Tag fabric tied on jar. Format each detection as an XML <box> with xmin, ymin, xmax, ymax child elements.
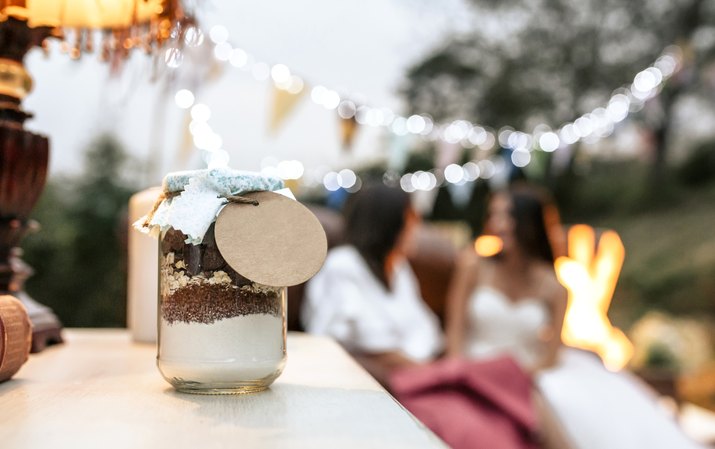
<box><xmin>134</xmin><ymin>163</ymin><xmax>326</xmax><ymax>394</ymax></box>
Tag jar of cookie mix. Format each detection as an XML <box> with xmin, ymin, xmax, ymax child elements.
<box><xmin>136</xmin><ymin>164</ymin><xmax>326</xmax><ymax>394</ymax></box>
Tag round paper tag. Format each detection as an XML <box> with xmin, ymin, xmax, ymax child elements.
<box><xmin>214</xmin><ymin>191</ymin><xmax>327</xmax><ymax>287</ymax></box>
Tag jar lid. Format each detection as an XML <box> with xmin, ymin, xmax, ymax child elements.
<box><xmin>0</xmin><ymin>295</ymin><xmax>32</xmax><ymax>382</ymax></box>
<box><xmin>162</xmin><ymin>168</ymin><xmax>283</xmax><ymax>195</ymax></box>
<box><xmin>137</xmin><ymin>168</ymin><xmax>285</xmax><ymax>244</ymax></box>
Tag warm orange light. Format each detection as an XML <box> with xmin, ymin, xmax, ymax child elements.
<box><xmin>475</xmin><ymin>235</ymin><xmax>503</xmax><ymax>257</ymax></box>
<box><xmin>1</xmin><ymin>0</ymin><xmax>167</xmax><ymax>28</ymax></box>
<box><xmin>556</xmin><ymin>224</ymin><xmax>633</xmax><ymax>371</ymax></box>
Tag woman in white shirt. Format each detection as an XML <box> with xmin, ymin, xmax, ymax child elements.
<box><xmin>302</xmin><ymin>184</ymin><xmax>444</xmax><ymax>386</ymax></box>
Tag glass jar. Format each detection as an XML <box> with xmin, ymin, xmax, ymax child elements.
<box><xmin>157</xmin><ymin>224</ymin><xmax>287</xmax><ymax>394</ymax></box>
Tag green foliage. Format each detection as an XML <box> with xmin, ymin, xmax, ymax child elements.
<box><xmin>22</xmin><ymin>135</ymin><xmax>139</xmax><ymax>327</ymax></box>
<box><xmin>677</xmin><ymin>139</ymin><xmax>715</xmax><ymax>187</ymax></box>
<box><xmin>403</xmin><ymin>147</ymin><xmax>437</xmax><ymax>173</ymax></box>
<box><xmin>403</xmin><ymin>0</ymin><xmax>714</xmax><ymax>130</ymax></box>
<box><xmin>593</xmin><ymin>182</ymin><xmax>715</xmax><ymax>327</ymax></box>
<box><xmin>644</xmin><ymin>343</ymin><xmax>680</xmax><ymax>371</ymax></box>
<box><xmin>401</xmin><ymin>0</ymin><xmax>715</xmax><ymax>193</ymax></box>
<box><xmin>554</xmin><ymin>159</ymin><xmax>656</xmax><ymax>221</ymax></box>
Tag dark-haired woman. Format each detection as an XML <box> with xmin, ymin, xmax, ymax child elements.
<box><xmin>301</xmin><ymin>184</ymin><xmax>444</xmax><ymax>386</ymax></box>
<box><xmin>446</xmin><ymin>185</ymin><xmax>566</xmax><ymax>371</ymax></box>
<box><xmin>446</xmin><ymin>184</ymin><xmax>704</xmax><ymax>449</ymax></box>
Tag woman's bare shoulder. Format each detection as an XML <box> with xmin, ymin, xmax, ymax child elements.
<box><xmin>457</xmin><ymin>246</ymin><xmax>479</xmax><ymax>266</ymax></box>
<box><xmin>453</xmin><ymin>246</ymin><xmax>482</xmax><ymax>284</ymax></box>
<box><xmin>536</xmin><ymin>263</ymin><xmax>567</xmax><ymax>305</ymax></box>
<box><xmin>458</xmin><ymin>245</ymin><xmax>490</xmax><ymax>274</ymax></box>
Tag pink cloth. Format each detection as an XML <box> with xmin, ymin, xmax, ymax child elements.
<box><xmin>390</xmin><ymin>356</ymin><xmax>538</xmax><ymax>449</ymax></box>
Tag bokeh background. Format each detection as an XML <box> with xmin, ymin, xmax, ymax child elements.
<box><xmin>16</xmin><ymin>0</ymin><xmax>715</xmax><ymax>381</ymax></box>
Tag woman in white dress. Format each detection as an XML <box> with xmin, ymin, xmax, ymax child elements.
<box><xmin>445</xmin><ymin>184</ymin><xmax>704</xmax><ymax>449</ymax></box>
<box><xmin>302</xmin><ymin>184</ymin><xmax>444</xmax><ymax>386</ymax></box>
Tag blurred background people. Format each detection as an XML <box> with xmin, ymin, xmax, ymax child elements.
<box><xmin>445</xmin><ymin>184</ymin><xmax>704</xmax><ymax>449</ymax></box>
<box><xmin>301</xmin><ymin>183</ymin><xmax>444</xmax><ymax>386</ymax></box>
<box><xmin>304</xmin><ymin>183</ymin><xmax>563</xmax><ymax>449</ymax></box>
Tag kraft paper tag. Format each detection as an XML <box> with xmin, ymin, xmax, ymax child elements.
<box><xmin>214</xmin><ymin>190</ymin><xmax>327</xmax><ymax>287</ymax></box>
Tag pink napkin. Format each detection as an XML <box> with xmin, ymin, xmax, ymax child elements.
<box><xmin>390</xmin><ymin>356</ymin><xmax>538</xmax><ymax>449</ymax></box>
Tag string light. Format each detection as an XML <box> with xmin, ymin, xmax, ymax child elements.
<box><xmin>183</xmin><ymin>26</ymin><xmax>205</xmax><ymax>47</ymax></box>
<box><xmin>166</xmin><ymin>24</ymin><xmax>682</xmax><ymax>193</ymax></box>
<box><xmin>444</xmin><ymin>163</ymin><xmax>465</xmax><ymax>184</ymax></box>
<box><xmin>174</xmin><ymin>89</ymin><xmax>195</xmax><ymax>109</ymax></box>
<box><xmin>539</xmin><ymin>132</ymin><xmax>560</xmax><ymax>152</ymax></box>
<box><xmin>463</xmin><ymin>162</ymin><xmax>480</xmax><ymax>181</ymax></box>
<box><xmin>191</xmin><ymin>36</ymin><xmax>676</xmax><ymax>156</ymax></box>
<box><xmin>209</xmin><ymin>25</ymin><xmax>229</xmax><ymax>44</ymax></box>
<box><xmin>323</xmin><ymin>171</ymin><xmax>341</xmax><ymax>191</ymax></box>
<box><xmin>276</xmin><ymin>160</ymin><xmax>305</xmax><ymax>180</ymax></box>
<box><xmin>229</xmin><ymin>48</ymin><xmax>249</xmax><ymax>68</ymax></box>
<box><xmin>164</xmin><ymin>47</ymin><xmax>183</xmax><ymax>68</ymax></box>
<box><xmin>213</xmin><ymin>42</ymin><xmax>232</xmax><ymax>61</ymax></box>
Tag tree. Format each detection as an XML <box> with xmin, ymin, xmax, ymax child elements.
<box><xmin>402</xmin><ymin>0</ymin><xmax>715</xmax><ymax>187</ymax></box>
<box><xmin>23</xmin><ymin>135</ymin><xmax>138</xmax><ymax>327</ymax></box>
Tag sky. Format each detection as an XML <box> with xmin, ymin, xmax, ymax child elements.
<box><xmin>23</xmin><ymin>0</ymin><xmax>473</xmax><ymax>186</ymax></box>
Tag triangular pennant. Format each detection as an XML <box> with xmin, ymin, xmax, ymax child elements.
<box><xmin>339</xmin><ymin>115</ymin><xmax>359</xmax><ymax>151</ymax></box>
<box><xmin>436</xmin><ymin>140</ymin><xmax>461</xmax><ymax>169</ymax></box>
<box><xmin>268</xmin><ymin>85</ymin><xmax>306</xmax><ymax>135</ymax></box>
<box><xmin>387</xmin><ymin>134</ymin><xmax>411</xmax><ymax>172</ymax></box>
<box><xmin>205</xmin><ymin>59</ymin><xmax>226</xmax><ymax>82</ymax></box>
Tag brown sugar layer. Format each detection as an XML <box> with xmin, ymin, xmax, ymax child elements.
<box><xmin>161</xmin><ymin>283</ymin><xmax>281</xmax><ymax>325</ymax></box>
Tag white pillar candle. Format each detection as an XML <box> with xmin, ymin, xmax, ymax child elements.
<box><xmin>127</xmin><ymin>187</ymin><xmax>162</xmax><ymax>343</ymax></box>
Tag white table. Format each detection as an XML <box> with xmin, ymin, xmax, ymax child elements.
<box><xmin>0</xmin><ymin>329</ymin><xmax>445</xmax><ymax>449</ymax></box>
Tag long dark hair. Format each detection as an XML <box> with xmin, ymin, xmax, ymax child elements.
<box><xmin>506</xmin><ymin>184</ymin><xmax>563</xmax><ymax>264</ymax></box>
<box><xmin>343</xmin><ymin>183</ymin><xmax>411</xmax><ymax>289</ymax></box>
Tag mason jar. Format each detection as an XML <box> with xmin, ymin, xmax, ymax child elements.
<box><xmin>156</xmin><ymin>223</ymin><xmax>287</xmax><ymax>394</ymax></box>
<box><xmin>136</xmin><ymin>165</ymin><xmax>325</xmax><ymax>394</ymax></box>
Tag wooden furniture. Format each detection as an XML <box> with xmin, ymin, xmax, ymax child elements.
<box><xmin>287</xmin><ymin>206</ymin><xmax>459</xmax><ymax>331</ymax></box>
<box><xmin>0</xmin><ymin>329</ymin><xmax>445</xmax><ymax>449</ymax></box>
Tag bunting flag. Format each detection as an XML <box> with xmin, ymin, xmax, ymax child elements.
<box><xmin>339</xmin><ymin>115</ymin><xmax>359</xmax><ymax>151</ymax></box>
<box><xmin>436</xmin><ymin>140</ymin><xmax>461</xmax><ymax>168</ymax></box>
<box><xmin>268</xmin><ymin>84</ymin><xmax>307</xmax><ymax>135</ymax></box>
<box><xmin>280</xmin><ymin>179</ymin><xmax>300</xmax><ymax>197</ymax></box>
<box><xmin>173</xmin><ymin>36</ymin><xmax>681</xmax><ymax>184</ymax></box>
<box><xmin>387</xmin><ymin>134</ymin><xmax>412</xmax><ymax>172</ymax></box>
<box><xmin>447</xmin><ymin>182</ymin><xmax>473</xmax><ymax>209</ymax></box>
<box><xmin>412</xmin><ymin>189</ymin><xmax>439</xmax><ymax>216</ymax></box>
<box><xmin>205</xmin><ymin>58</ymin><xmax>226</xmax><ymax>82</ymax></box>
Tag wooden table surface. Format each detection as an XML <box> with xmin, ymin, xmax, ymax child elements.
<box><xmin>0</xmin><ymin>329</ymin><xmax>445</xmax><ymax>449</ymax></box>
